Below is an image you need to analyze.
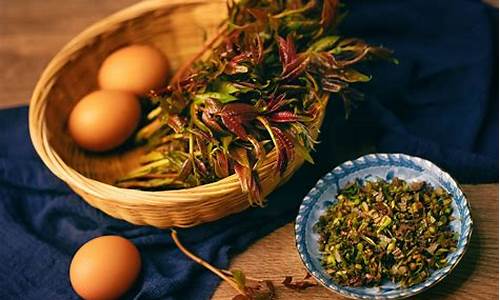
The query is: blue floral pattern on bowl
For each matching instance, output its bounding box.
[295,153,473,299]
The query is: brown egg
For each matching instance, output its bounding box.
[68,90,141,152]
[98,45,169,95]
[69,236,141,300]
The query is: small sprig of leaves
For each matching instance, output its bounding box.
[171,230,320,300]
[171,230,273,299]
[230,270,276,300]
[315,178,458,287]
[117,0,395,204]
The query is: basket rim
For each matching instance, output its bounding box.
[28,0,325,206]
[29,0,238,205]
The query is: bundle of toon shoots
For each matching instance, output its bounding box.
[117,0,394,205]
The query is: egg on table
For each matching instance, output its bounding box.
[69,235,141,300]
[68,90,141,152]
[98,44,169,95]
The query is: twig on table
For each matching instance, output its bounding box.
[170,229,247,295]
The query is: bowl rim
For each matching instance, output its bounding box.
[294,153,473,300]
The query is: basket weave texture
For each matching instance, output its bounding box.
[29,0,326,228]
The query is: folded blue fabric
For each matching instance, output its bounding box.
[0,1,497,299]
[341,0,499,183]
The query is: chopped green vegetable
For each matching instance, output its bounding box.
[315,178,457,287]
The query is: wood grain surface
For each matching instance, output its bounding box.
[1,1,498,300]
[0,0,138,108]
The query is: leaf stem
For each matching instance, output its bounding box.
[170,230,247,296]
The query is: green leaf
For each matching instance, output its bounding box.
[213,80,241,95]
[139,151,164,164]
[190,104,212,135]
[285,20,318,33]
[272,0,316,18]
[193,92,238,104]
[368,46,399,64]
[308,36,340,52]
[231,269,246,290]
[193,80,251,104]
[221,136,233,153]
[294,141,314,164]
[342,69,371,82]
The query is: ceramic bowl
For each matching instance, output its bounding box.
[295,153,473,299]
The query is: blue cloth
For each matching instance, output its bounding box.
[0,1,497,299]
[340,0,499,183]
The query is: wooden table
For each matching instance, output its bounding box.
[1,1,498,299]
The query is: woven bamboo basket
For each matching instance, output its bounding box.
[29,0,327,228]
